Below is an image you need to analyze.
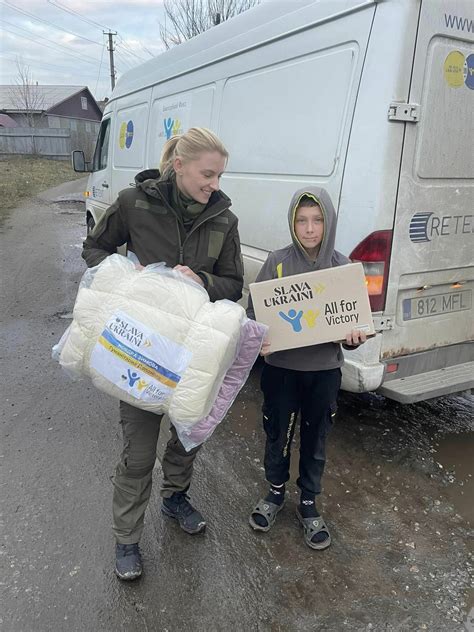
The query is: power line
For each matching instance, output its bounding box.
[116,36,147,62]
[1,18,102,64]
[114,51,134,71]
[0,18,99,63]
[115,46,142,68]
[95,43,106,95]
[46,0,153,65]
[0,52,99,77]
[1,52,88,74]
[140,45,155,59]
[47,0,112,31]
[1,1,102,46]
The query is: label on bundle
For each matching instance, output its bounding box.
[90,310,192,403]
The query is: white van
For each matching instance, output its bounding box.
[73,0,474,403]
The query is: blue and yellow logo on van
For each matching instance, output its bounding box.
[119,120,134,149]
[163,117,182,140]
[444,51,474,90]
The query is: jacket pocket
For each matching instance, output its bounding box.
[208,230,225,259]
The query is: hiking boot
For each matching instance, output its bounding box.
[115,543,143,581]
[161,492,206,534]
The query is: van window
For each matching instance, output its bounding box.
[219,46,358,177]
[416,38,474,179]
[92,118,111,172]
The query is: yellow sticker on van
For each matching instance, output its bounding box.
[444,51,465,88]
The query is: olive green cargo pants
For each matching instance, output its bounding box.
[112,401,201,544]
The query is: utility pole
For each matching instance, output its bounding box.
[104,30,117,91]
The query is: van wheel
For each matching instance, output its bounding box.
[87,216,95,234]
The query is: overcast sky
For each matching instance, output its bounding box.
[0,0,168,100]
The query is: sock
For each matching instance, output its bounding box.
[266,483,286,506]
[252,484,285,528]
[299,491,319,519]
[299,491,329,544]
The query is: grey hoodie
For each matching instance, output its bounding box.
[247,186,349,372]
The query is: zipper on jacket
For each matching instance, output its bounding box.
[149,182,229,262]
[182,204,229,245]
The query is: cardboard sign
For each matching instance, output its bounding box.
[249,263,375,352]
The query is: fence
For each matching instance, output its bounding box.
[0,127,71,159]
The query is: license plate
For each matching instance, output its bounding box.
[403,289,472,321]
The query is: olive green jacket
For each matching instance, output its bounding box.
[82,170,244,302]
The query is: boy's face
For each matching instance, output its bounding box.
[294,203,324,255]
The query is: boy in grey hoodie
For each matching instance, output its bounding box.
[247,187,366,550]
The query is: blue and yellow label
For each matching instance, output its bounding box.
[444,51,474,90]
[98,329,181,389]
[119,120,134,149]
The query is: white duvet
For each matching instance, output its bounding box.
[55,255,247,427]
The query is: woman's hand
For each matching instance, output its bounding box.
[345,329,367,347]
[260,338,272,356]
[174,265,204,286]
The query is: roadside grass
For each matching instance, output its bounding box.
[0,156,84,221]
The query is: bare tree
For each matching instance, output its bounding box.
[160,0,260,49]
[9,59,45,128]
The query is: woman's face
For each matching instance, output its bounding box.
[174,151,226,204]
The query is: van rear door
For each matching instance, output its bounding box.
[380,0,474,401]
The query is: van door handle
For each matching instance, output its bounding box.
[102,182,109,188]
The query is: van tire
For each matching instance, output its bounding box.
[87,215,95,234]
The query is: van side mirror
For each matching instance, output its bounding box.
[72,150,91,173]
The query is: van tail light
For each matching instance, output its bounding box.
[349,230,392,312]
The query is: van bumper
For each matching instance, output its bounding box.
[341,334,385,393]
[377,362,474,403]
[378,342,474,403]
[342,339,474,403]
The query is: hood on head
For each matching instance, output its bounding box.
[287,186,338,269]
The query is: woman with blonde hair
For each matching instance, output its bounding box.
[83,127,243,580]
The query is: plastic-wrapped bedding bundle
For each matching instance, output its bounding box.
[53,254,267,451]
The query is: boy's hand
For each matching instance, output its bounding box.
[260,338,272,356]
[345,329,367,347]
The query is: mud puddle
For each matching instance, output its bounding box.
[226,368,473,627]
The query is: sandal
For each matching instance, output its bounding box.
[296,507,331,550]
[249,498,284,532]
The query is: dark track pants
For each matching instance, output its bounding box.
[260,364,341,496]
[112,401,201,544]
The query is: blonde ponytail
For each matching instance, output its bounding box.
[159,127,228,177]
